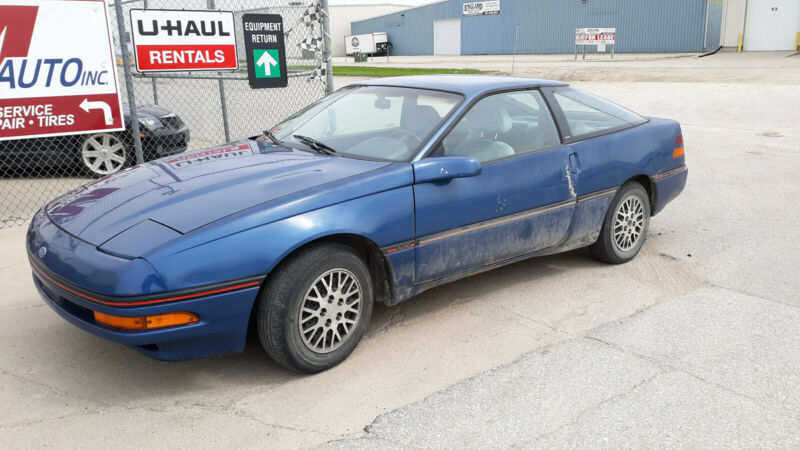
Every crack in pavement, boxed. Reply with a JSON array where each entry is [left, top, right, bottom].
[[367, 307, 408, 337], [522, 369, 665, 445], [486, 301, 577, 339], [0, 367, 111, 410], [0, 303, 44, 313], [122, 391, 346, 438], [0, 396, 345, 439], [710, 283, 800, 310], [586, 336, 800, 422], [314, 275, 707, 448], [0, 409, 99, 431], [317, 338, 666, 450]]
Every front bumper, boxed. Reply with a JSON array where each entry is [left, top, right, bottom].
[[32, 266, 259, 361], [142, 126, 190, 159], [28, 208, 260, 361]]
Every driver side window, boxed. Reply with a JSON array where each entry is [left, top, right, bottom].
[[439, 90, 560, 163]]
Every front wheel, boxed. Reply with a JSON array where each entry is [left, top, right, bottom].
[[257, 243, 374, 373], [79, 133, 129, 177], [590, 182, 651, 264]]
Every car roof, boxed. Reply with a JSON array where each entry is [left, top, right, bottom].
[[351, 75, 568, 97]]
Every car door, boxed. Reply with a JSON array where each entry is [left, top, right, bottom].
[[413, 89, 577, 284], [542, 86, 650, 195]]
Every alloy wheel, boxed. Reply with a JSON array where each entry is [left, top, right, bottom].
[[298, 268, 362, 353], [81, 133, 127, 176], [613, 196, 645, 252]]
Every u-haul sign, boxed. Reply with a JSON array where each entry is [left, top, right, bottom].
[[0, 0, 124, 141], [130, 9, 238, 72]]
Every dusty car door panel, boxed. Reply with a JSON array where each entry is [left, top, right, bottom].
[[413, 147, 576, 284], [542, 86, 682, 196]]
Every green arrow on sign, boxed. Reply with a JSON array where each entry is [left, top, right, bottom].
[[254, 49, 280, 78]]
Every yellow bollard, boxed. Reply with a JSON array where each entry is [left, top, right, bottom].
[[738, 34, 743, 53], [795, 32, 799, 51]]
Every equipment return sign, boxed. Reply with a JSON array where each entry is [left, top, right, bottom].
[[243, 14, 287, 89]]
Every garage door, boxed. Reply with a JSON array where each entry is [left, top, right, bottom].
[[743, 0, 800, 51], [434, 19, 461, 55]]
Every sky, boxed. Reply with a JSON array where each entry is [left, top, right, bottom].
[[329, 0, 433, 6]]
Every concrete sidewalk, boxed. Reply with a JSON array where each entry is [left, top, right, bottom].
[[321, 287, 800, 448]]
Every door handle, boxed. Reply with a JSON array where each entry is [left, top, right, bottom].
[[568, 153, 581, 174]]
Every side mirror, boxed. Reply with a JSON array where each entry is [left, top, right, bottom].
[[413, 156, 481, 184]]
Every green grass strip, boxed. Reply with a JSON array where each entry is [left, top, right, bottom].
[[288, 66, 488, 77]]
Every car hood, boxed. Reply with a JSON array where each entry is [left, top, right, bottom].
[[45, 140, 389, 246], [121, 103, 172, 120]]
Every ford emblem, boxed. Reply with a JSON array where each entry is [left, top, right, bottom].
[[38, 246, 47, 258]]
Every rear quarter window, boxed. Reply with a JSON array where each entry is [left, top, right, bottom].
[[553, 88, 646, 140]]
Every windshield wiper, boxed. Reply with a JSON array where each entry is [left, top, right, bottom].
[[293, 134, 337, 155], [262, 129, 283, 146]]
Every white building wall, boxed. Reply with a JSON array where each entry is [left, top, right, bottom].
[[329, 4, 409, 57], [721, 0, 748, 48]]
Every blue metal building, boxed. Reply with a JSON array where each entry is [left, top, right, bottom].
[[351, 0, 724, 55]]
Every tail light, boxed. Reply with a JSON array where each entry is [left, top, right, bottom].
[[673, 134, 685, 158]]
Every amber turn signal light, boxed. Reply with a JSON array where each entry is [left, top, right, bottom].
[[673, 134, 684, 158], [94, 311, 198, 331]]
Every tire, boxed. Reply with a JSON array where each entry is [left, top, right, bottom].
[[590, 182, 651, 264], [79, 133, 130, 177], [257, 243, 374, 373]]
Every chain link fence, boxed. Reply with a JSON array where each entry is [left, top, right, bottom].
[[1, 0, 331, 228]]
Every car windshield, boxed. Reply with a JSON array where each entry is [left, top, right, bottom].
[[271, 86, 463, 162]]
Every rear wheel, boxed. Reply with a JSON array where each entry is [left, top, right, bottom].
[[80, 133, 129, 177], [590, 182, 650, 264], [257, 243, 374, 373]]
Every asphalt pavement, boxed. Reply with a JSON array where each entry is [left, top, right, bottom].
[[1, 52, 799, 448]]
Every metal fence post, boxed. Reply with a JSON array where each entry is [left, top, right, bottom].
[[511, 23, 519, 74], [113, 0, 145, 164], [321, 0, 334, 95], [218, 79, 232, 143], [207, 0, 232, 143], [143, 0, 158, 104]]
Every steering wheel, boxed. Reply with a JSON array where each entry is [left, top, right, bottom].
[[390, 129, 422, 148]]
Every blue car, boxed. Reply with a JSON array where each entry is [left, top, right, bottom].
[[27, 76, 687, 373]]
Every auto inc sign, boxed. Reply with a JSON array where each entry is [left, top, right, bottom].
[[130, 9, 238, 72], [0, 0, 124, 141]]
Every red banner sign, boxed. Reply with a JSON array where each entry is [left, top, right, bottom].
[[130, 9, 239, 72]]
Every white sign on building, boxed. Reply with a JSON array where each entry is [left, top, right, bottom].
[[575, 28, 616, 45], [463, 1, 500, 17]]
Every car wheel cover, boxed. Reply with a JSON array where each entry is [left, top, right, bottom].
[[82, 134, 126, 175], [298, 268, 362, 354], [613, 195, 645, 252]]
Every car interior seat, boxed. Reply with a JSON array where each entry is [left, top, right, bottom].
[[405, 105, 442, 139], [450, 101, 515, 163]]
